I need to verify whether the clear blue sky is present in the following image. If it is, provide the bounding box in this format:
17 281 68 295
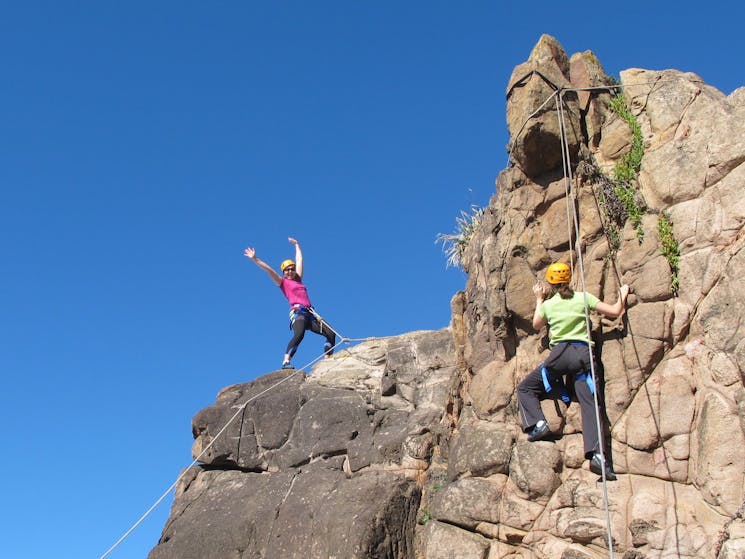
1 2 741 558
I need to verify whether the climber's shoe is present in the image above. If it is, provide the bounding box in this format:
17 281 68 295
281 361 295 370
589 453 617 481
527 422 551 442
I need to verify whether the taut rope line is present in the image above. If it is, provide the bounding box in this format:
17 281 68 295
98 313 356 559
556 87 615 557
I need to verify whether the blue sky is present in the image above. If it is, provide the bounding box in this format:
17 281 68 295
1 2 742 558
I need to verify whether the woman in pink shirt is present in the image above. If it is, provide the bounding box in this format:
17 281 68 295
244 237 336 369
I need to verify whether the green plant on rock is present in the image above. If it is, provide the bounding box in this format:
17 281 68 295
436 204 485 270
431 480 447 493
579 93 681 295
657 211 680 295
588 167 625 258
610 95 644 182
417 507 432 525
609 94 646 243
614 181 646 243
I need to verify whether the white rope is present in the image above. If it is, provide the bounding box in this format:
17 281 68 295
556 89 615 557
308 307 347 344
556 92 577 278
98 314 353 559
507 89 559 166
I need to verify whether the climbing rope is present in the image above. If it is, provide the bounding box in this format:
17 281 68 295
511 74 706 557
308 306 345 343
98 313 364 559
555 85 617 557
556 91 577 280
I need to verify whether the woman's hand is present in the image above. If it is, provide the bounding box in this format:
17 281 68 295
244 247 256 260
532 283 548 329
620 284 631 301
619 284 631 306
595 283 632 318
533 282 546 301
288 237 299 246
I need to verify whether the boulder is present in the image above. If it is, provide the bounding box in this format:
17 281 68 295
150 330 456 559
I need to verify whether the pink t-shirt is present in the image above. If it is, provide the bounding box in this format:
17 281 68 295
280 278 312 308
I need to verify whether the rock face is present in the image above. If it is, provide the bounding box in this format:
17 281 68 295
150 35 745 559
452 34 745 559
148 330 458 559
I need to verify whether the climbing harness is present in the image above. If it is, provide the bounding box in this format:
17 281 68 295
575 370 595 394
540 366 570 404
540 339 597 403
286 305 339 338
540 366 596 402
288 304 313 323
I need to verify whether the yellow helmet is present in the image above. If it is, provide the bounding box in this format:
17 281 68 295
545 262 571 284
280 259 296 272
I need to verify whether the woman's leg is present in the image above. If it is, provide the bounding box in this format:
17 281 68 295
517 365 548 431
309 317 336 356
574 376 601 458
284 315 307 362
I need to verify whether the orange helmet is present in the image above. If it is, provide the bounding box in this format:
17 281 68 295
545 262 571 284
280 259 296 272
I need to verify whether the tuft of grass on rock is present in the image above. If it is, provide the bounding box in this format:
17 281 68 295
417 507 432 525
657 211 680 295
436 205 485 270
609 94 646 243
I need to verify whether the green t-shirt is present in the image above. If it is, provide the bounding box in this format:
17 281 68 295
540 291 599 346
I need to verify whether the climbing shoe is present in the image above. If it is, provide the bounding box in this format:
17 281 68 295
589 453 617 481
281 362 295 370
527 422 551 442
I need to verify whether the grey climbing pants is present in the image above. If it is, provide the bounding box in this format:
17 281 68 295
517 341 603 458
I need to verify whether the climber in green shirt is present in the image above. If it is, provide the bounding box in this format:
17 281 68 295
518 262 630 481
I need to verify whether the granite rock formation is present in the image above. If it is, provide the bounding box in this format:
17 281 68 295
148 330 458 559
149 35 745 559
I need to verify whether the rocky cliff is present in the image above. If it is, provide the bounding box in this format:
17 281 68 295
148 35 745 559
